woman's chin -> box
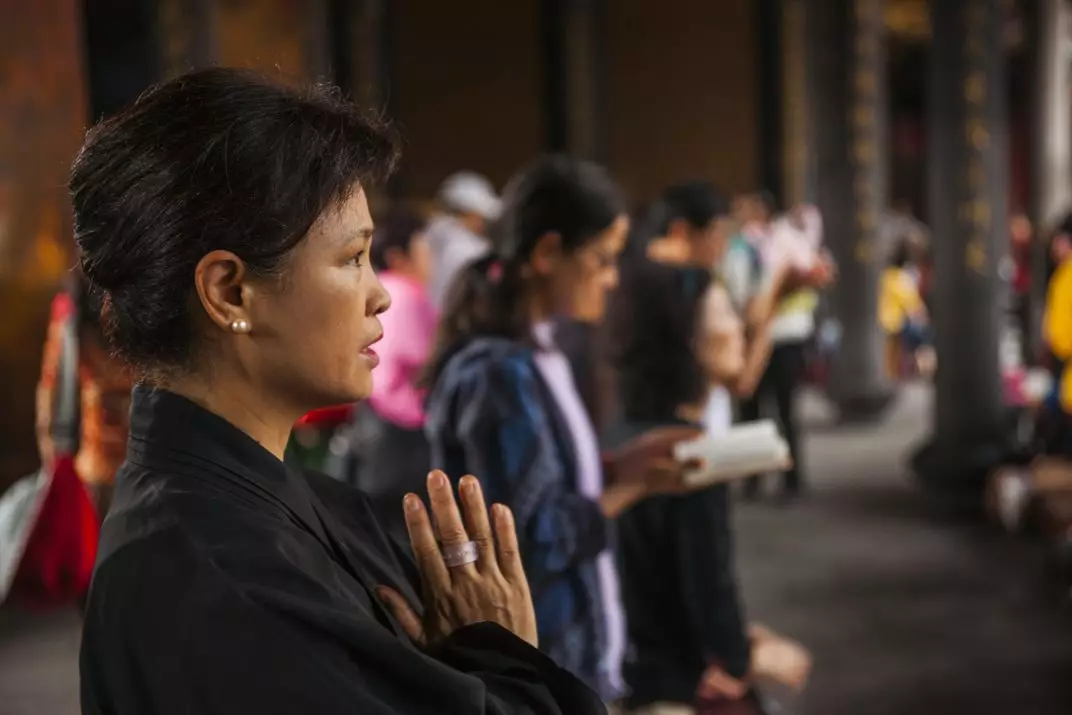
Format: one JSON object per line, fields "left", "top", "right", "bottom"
{"left": 345, "top": 378, "right": 373, "bottom": 404}
{"left": 317, "top": 373, "right": 373, "bottom": 406}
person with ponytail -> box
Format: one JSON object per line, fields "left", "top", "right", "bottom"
{"left": 424, "top": 155, "right": 704, "bottom": 702}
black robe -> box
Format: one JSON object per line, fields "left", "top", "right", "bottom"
{"left": 80, "top": 386, "right": 605, "bottom": 715}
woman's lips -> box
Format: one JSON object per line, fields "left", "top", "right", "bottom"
{"left": 361, "top": 333, "right": 383, "bottom": 367}
{"left": 360, "top": 347, "right": 380, "bottom": 367}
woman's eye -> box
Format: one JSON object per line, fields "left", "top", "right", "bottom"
{"left": 349, "top": 251, "right": 366, "bottom": 266}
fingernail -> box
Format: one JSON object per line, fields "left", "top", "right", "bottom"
{"left": 460, "top": 475, "right": 477, "bottom": 493}
{"left": 428, "top": 471, "right": 446, "bottom": 489}
{"left": 404, "top": 494, "right": 420, "bottom": 512}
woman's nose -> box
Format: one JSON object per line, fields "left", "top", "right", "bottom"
{"left": 369, "top": 275, "right": 392, "bottom": 316}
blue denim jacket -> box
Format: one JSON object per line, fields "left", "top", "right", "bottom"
{"left": 424, "top": 337, "right": 612, "bottom": 698}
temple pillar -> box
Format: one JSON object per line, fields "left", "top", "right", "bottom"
{"left": 916, "top": 0, "right": 1009, "bottom": 494}
{"left": 810, "top": 0, "right": 895, "bottom": 420}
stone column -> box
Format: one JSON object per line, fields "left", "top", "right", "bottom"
{"left": 1029, "top": 0, "right": 1072, "bottom": 357}
{"left": 810, "top": 0, "right": 894, "bottom": 419}
{"left": 542, "top": 0, "right": 607, "bottom": 161}
{"left": 781, "top": 0, "right": 814, "bottom": 207}
{"left": 917, "top": 0, "right": 1009, "bottom": 493}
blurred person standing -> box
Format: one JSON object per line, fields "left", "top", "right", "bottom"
{"left": 425, "top": 155, "right": 704, "bottom": 702}
{"left": 426, "top": 171, "right": 502, "bottom": 309}
{"left": 638, "top": 184, "right": 785, "bottom": 429}
{"left": 36, "top": 271, "right": 132, "bottom": 518}
{"left": 736, "top": 193, "right": 833, "bottom": 500}
{"left": 608, "top": 264, "right": 757, "bottom": 715}
{"left": 879, "top": 241, "right": 931, "bottom": 378}
{"left": 608, "top": 256, "right": 809, "bottom": 715}
{"left": 1043, "top": 223, "right": 1072, "bottom": 414}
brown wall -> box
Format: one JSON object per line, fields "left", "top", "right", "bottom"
{"left": 392, "top": 0, "right": 545, "bottom": 197}
{"left": 215, "top": 0, "right": 323, "bottom": 79}
{"left": 0, "top": 0, "right": 87, "bottom": 485}
{"left": 606, "top": 0, "right": 759, "bottom": 202}
{"left": 0, "top": 0, "right": 765, "bottom": 486}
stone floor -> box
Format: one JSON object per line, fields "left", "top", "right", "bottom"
{"left": 736, "top": 383, "right": 1072, "bottom": 714}
{"left": 1, "top": 383, "right": 1071, "bottom": 714}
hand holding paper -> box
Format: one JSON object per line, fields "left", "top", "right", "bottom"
{"left": 673, "top": 420, "right": 792, "bottom": 488}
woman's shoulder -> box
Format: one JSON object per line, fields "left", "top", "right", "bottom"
{"left": 431, "top": 337, "right": 538, "bottom": 397}
{"left": 97, "top": 470, "right": 362, "bottom": 607}
{"left": 425, "top": 338, "right": 546, "bottom": 436}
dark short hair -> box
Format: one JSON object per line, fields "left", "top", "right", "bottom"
{"left": 655, "top": 181, "right": 730, "bottom": 235}
{"left": 370, "top": 208, "right": 426, "bottom": 271}
{"left": 70, "top": 67, "right": 400, "bottom": 374}
{"left": 609, "top": 261, "right": 711, "bottom": 422}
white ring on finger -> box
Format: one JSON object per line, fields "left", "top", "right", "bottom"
{"left": 441, "top": 540, "right": 479, "bottom": 568}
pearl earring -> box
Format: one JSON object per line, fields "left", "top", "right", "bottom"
{"left": 230, "top": 318, "right": 250, "bottom": 334}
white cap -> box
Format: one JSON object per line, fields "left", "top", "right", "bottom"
{"left": 438, "top": 172, "right": 502, "bottom": 220}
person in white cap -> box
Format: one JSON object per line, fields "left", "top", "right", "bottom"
{"left": 426, "top": 171, "right": 502, "bottom": 309}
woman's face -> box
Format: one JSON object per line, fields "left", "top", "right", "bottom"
{"left": 696, "top": 282, "right": 744, "bottom": 386}
{"left": 558, "top": 215, "right": 630, "bottom": 324}
{"left": 227, "top": 189, "right": 391, "bottom": 411}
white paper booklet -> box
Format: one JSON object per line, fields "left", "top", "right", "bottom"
{"left": 674, "top": 419, "right": 791, "bottom": 487}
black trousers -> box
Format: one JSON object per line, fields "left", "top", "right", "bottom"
{"left": 740, "top": 342, "right": 805, "bottom": 495}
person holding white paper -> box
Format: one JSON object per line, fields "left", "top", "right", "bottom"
{"left": 608, "top": 246, "right": 761, "bottom": 714}
{"left": 609, "top": 247, "right": 813, "bottom": 715}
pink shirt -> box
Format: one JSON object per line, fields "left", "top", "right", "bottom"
{"left": 368, "top": 272, "right": 437, "bottom": 429}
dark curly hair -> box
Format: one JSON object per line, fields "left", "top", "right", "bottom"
{"left": 69, "top": 67, "right": 400, "bottom": 376}
{"left": 608, "top": 260, "right": 711, "bottom": 423}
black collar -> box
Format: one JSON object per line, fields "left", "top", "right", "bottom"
{"left": 125, "top": 385, "right": 332, "bottom": 547}
{"left": 124, "top": 385, "right": 420, "bottom": 640}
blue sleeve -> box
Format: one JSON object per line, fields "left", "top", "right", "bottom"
{"left": 452, "top": 358, "right": 608, "bottom": 593}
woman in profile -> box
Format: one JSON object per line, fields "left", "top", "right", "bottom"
{"left": 423, "top": 156, "right": 702, "bottom": 702}
{"left": 74, "top": 68, "right": 604, "bottom": 715}
{"left": 608, "top": 264, "right": 810, "bottom": 715}
{"left": 608, "top": 263, "right": 755, "bottom": 714}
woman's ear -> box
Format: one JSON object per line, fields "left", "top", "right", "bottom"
{"left": 193, "top": 250, "right": 252, "bottom": 331}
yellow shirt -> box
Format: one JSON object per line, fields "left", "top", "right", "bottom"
{"left": 878, "top": 268, "right": 924, "bottom": 334}
{"left": 1043, "top": 259, "right": 1072, "bottom": 411}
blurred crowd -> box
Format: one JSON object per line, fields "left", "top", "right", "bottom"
{"left": 35, "top": 147, "right": 845, "bottom": 712}
{"left": 27, "top": 64, "right": 1072, "bottom": 710}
